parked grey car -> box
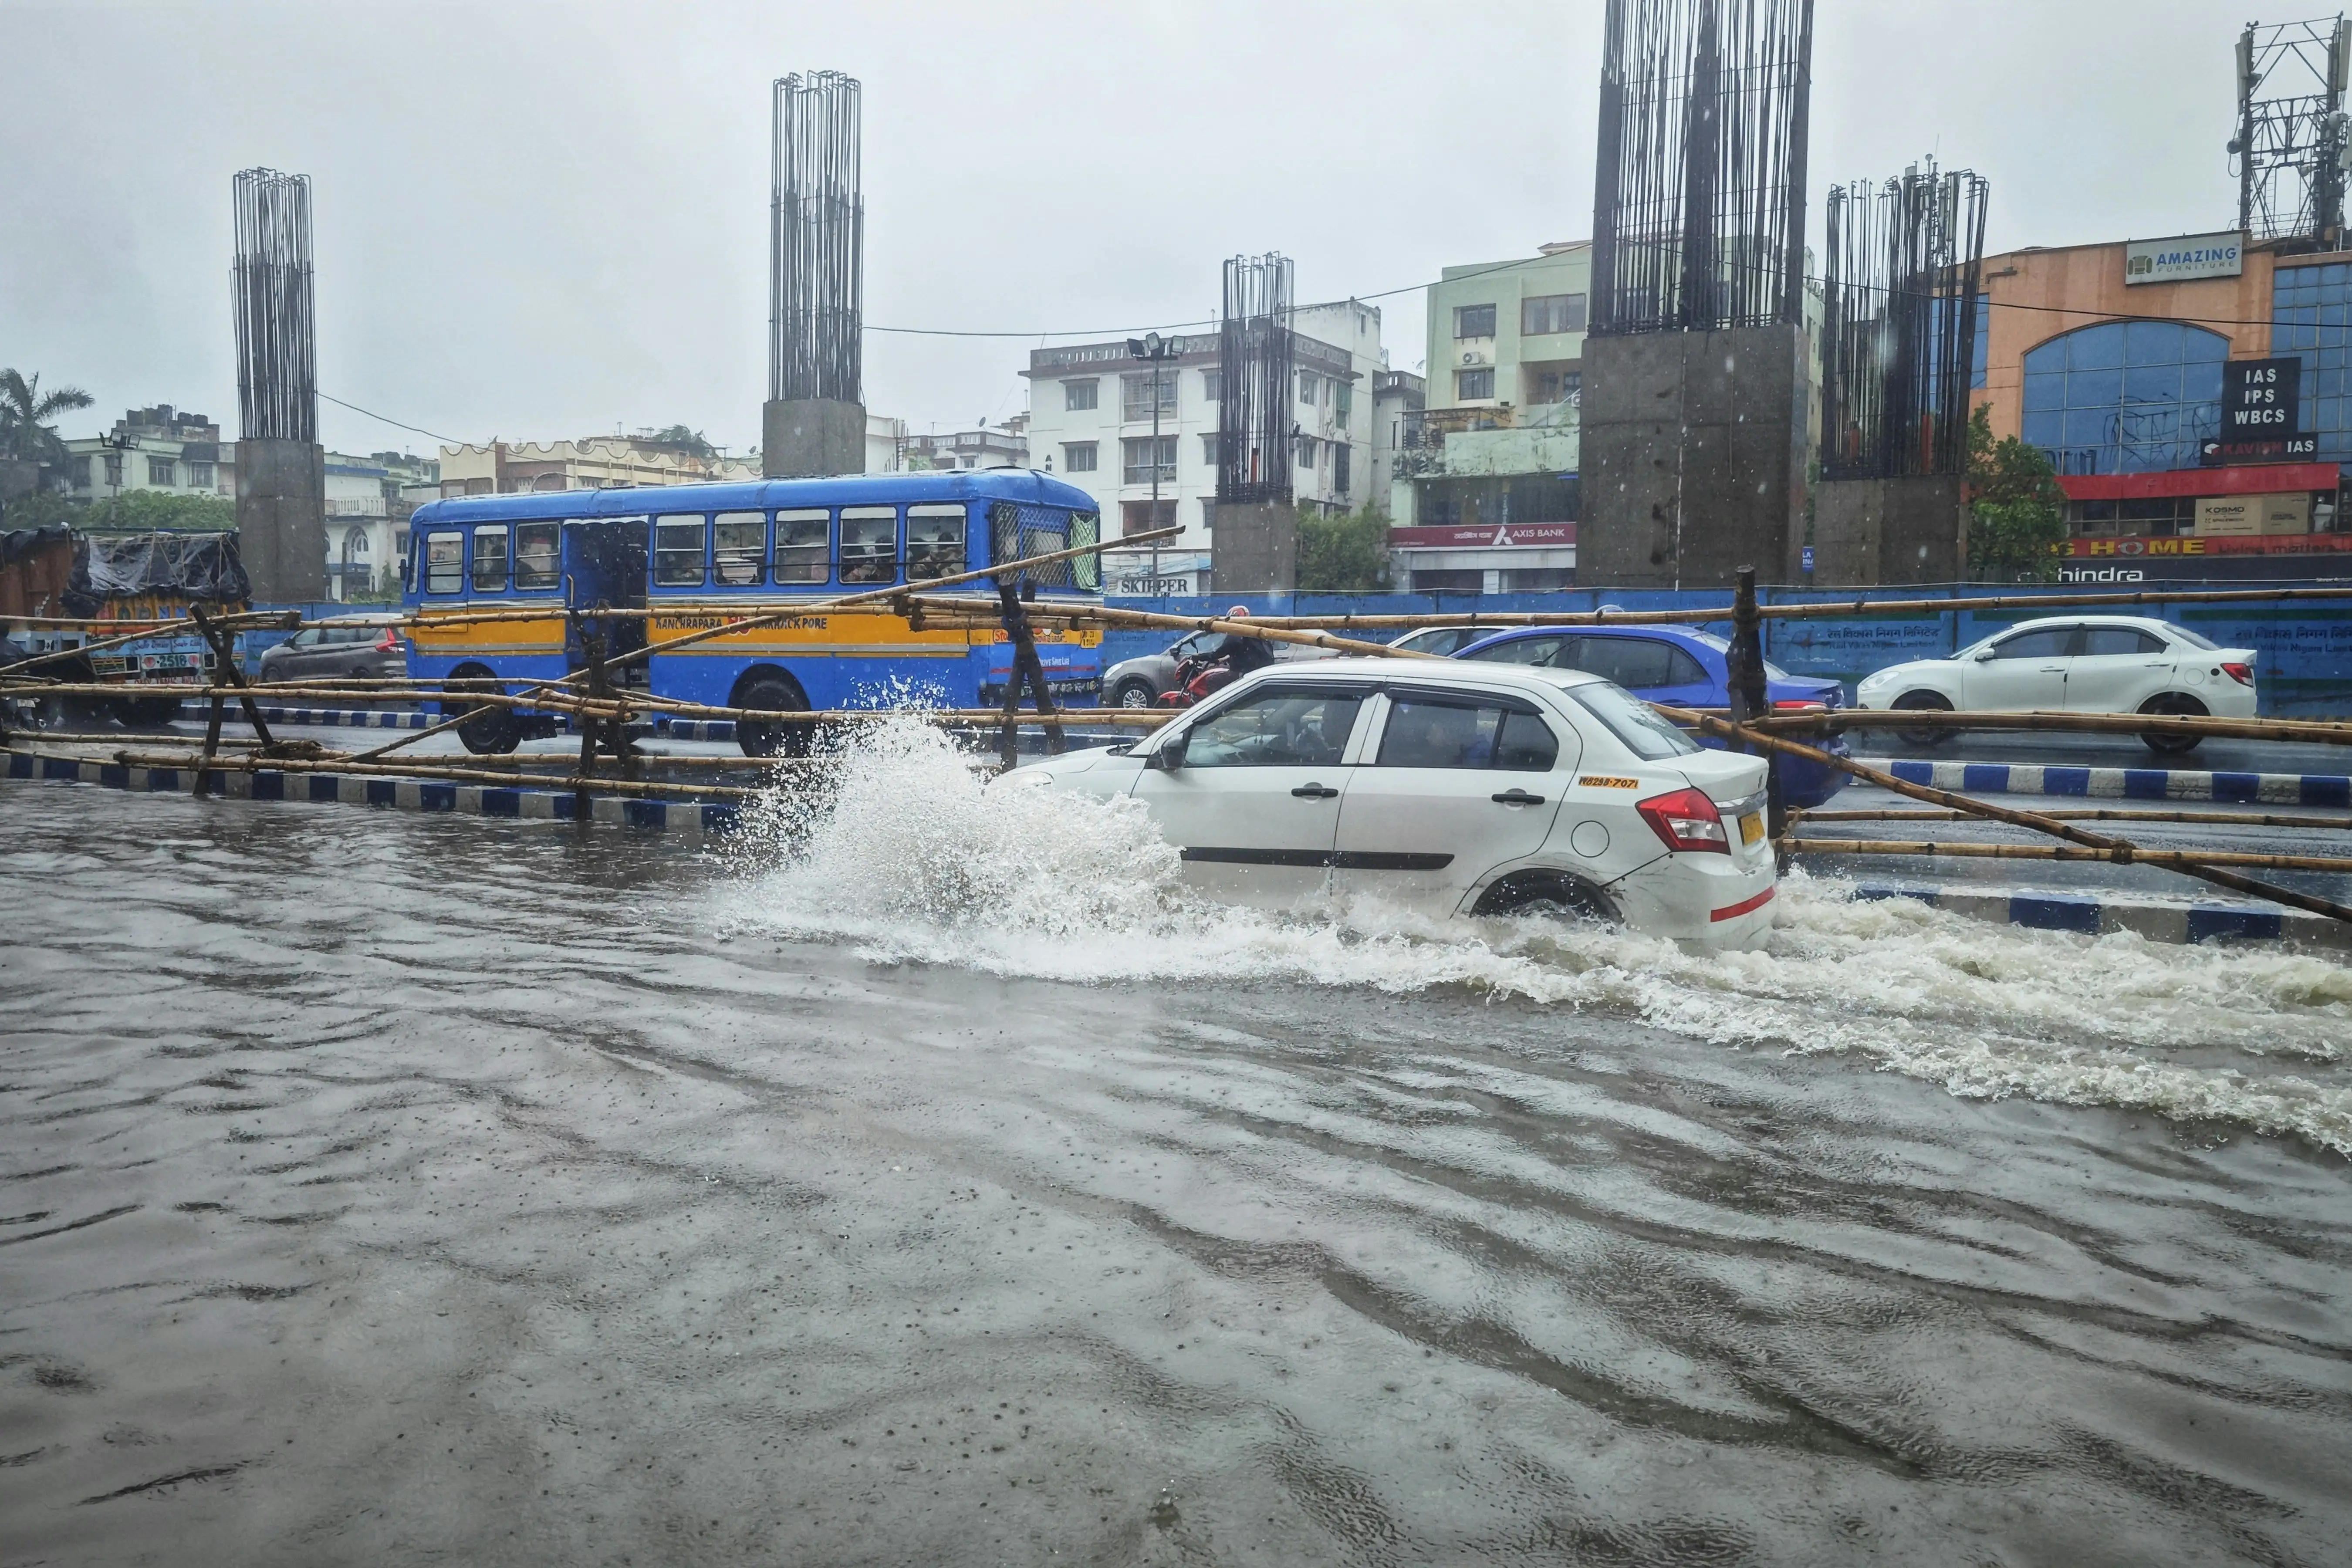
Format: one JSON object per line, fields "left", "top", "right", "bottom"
{"left": 256, "top": 615, "right": 409, "bottom": 685}
{"left": 1386, "top": 625, "right": 1492, "bottom": 657}
{"left": 1101, "top": 629, "right": 1339, "bottom": 708}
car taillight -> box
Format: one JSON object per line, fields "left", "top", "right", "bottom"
{"left": 1771, "top": 699, "right": 1825, "bottom": 710}
{"left": 2222, "top": 661, "right": 2254, "bottom": 687}
{"left": 1636, "top": 786, "right": 1729, "bottom": 854}
{"left": 374, "top": 627, "right": 400, "bottom": 652}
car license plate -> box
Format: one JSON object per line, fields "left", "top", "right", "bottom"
{"left": 1739, "top": 811, "right": 1764, "bottom": 845}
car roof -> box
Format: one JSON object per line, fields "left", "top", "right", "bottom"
{"left": 1997, "top": 614, "right": 2182, "bottom": 631}
{"left": 1461, "top": 622, "right": 1713, "bottom": 643}
{"left": 1243, "top": 655, "right": 1606, "bottom": 696}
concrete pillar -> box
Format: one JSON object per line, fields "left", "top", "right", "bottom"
{"left": 234, "top": 437, "right": 327, "bottom": 603}
{"left": 1578, "top": 324, "right": 1810, "bottom": 589}
{"left": 1209, "top": 500, "right": 1298, "bottom": 595}
{"left": 762, "top": 399, "right": 867, "bottom": 477}
{"left": 1813, "top": 475, "right": 1967, "bottom": 586}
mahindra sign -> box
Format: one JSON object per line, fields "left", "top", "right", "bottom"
{"left": 1390, "top": 523, "right": 1578, "bottom": 548}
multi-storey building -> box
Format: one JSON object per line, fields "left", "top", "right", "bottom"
{"left": 436, "top": 434, "right": 758, "bottom": 497}
{"left": 899, "top": 418, "right": 1028, "bottom": 473}
{"left": 1021, "top": 300, "right": 1386, "bottom": 595}
{"left": 325, "top": 451, "right": 439, "bottom": 600}
{"left": 60, "top": 406, "right": 235, "bottom": 510}
{"left": 1390, "top": 244, "right": 1588, "bottom": 593}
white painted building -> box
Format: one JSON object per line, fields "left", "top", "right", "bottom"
{"left": 60, "top": 405, "right": 234, "bottom": 505}
{"left": 1020, "top": 301, "right": 1386, "bottom": 595}
{"left": 325, "top": 451, "right": 438, "bottom": 601}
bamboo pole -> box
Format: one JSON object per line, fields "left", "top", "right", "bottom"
{"left": 98, "top": 748, "right": 759, "bottom": 802}
{"left": 1778, "top": 837, "right": 2352, "bottom": 874}
{"left": 1793, "top": 806, "right": 2352, "bottom": 829}
{"left": 1656, "top": 704, "right": 2352, "bottom": 924}
{"left": 904, "top": 595, "right": 1444, "bottom": 662}
{"left": 0, "top": 609, "right": 298, "bottom": 677}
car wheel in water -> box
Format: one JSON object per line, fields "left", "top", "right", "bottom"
{"left": 1891, "top": 691, "right": 1956, "bottom": 750}
{"left": 736, "top": 675, "right": 810, "bottom": 758}
{"left": 1471, "top": 873, "right": 1620, "bottom": 926}
{"left": 2139, "top": 692, "right": 2207, "bottom": 756}
{"left": 1112, "top": 679, "right": 1155, "bottom": 710}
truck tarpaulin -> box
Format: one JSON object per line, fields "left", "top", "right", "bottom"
{"left": 65, "top": 531, "right": 250, "bottom": 615}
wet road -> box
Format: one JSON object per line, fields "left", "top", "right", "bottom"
{"left": 4, "top": 762, "right": 2352, "bottom": 1567}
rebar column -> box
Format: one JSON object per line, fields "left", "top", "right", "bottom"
{"left": 764, "top": 71, "right": 866, "bottom": 477}
{"left": 232, "top": 168, "right": 326, "bottom": 602}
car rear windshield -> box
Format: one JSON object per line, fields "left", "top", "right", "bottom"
{"left": 1682, "top": 629, "right": 1792, "bottom": 680}
{"left": 2169, "top": 625, "right": 2219, "bottom": 650}
{"left": 1565, "top": 681, "right": 1700, "bottom": 759}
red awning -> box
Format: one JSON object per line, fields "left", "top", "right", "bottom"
{"left": 2055, "top": 463, "right": 2340, "bottom": 501}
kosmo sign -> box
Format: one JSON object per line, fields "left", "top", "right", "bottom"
{"left": 2123, "top": 231, "right": 2244, "bottom": 285}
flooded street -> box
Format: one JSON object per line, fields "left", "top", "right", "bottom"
{"left": 5, "top": 738, "right": 2352, "bottom": 1567}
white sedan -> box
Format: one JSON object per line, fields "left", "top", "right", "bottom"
{"left": 1855, "top": 614, "right": 2257, "bottom": 755}
{"left": 997, "top": 659, "right": 1780, "bottom": 946}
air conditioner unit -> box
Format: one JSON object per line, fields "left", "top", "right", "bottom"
{"left": 1459, "top": 350, "right": 1489, "bottom": 367}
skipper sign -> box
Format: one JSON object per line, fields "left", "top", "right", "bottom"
{"left": 2123, "top": 231, "right": 2244, "bottom": 285}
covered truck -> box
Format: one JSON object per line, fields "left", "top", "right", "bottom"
{"left": 1, "top": 529, "right": 251, "bottom": 727}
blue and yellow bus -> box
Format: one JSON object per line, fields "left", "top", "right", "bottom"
{"left": 401, "top": 470, "right": 1104, "bottom": 755}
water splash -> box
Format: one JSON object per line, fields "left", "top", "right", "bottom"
{"left": 715, "top": 718, "right": 2352, "bottom": 1154}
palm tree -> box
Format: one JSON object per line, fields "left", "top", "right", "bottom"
{"left": 0, "top": 368, "right": 95, "bottom": 468}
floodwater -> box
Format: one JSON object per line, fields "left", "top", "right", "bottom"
{"left": 4, "top": 723, "right": 2351, "bottom": 1567}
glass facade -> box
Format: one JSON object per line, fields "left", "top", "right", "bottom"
{"left": 2020, "top": 321, "right": 2226, "bottom": 474}
{"left": 2271, "top": 261, "right": 2352, "bottom": 463}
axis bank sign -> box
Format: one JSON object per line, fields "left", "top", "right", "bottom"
{"left": 2123, "top": 231, "right": 2244, "bottom": 285}
{"left": 1390, "top": 523, "right": 1577, "bottom": 548}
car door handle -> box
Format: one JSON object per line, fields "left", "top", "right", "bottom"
{"left": 1290, "top": 783, "right": 1339, "bottom": 799}
{"left": 1491, "top": 789, "right": 1546, "bottom": 806}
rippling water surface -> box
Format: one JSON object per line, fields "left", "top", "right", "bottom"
{"left": 4, "top": 727, "right": 2350, "bottom": 1566}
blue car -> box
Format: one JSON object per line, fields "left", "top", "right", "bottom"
{"left": 1453, "top": 625, "right": 1852, "bottom": 808}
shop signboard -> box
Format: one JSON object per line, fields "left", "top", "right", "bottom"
{"left": 2201, "top": 434, "right": 2318, "bottom": 463}
{"left": 1389, "top": 522, "right": 1577, "bottom": 549}
{"left": 2122, "top": 231, "right": 2244, "bottom": 285}
{"left": 2219, "top": 357, "right": 2301, "bottom": 439}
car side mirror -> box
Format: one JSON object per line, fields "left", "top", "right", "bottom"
{"left": 1146, "top": 734, "right": 1186, "bottom": 771}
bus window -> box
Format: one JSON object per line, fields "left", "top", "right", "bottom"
{"left": 424, "top": 531, "right": 463, "bottom": 595}
{"left": 653, "top": 515, "right": 706, "bottom": 587}
{"left": 713, "top": 511, "right": 766, "bottom": 586}
{"left": 1072, "top": 510, "right": 1101, "bottom": 590}
{"left": 840, "top": 507, "right": 897, "bottom": 584}
{"left": 514, "top": 521, "right": 561, "bottom": 590}
{"left": 773, "top": 508, "right": 829, "bottom": 584}
{"left": 906, "top": 504, "right": 966, "bottom": 580}
{"left": 472, "top": 526, "right": 510, "bottom": 592}
{"left": 988, "top": 502, "right": 1095, "bottom": 587}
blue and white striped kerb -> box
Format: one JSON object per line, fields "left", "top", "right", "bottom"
{"left": 1885, "top": 760, "right": 2352, "bottom": 808}
{"left": 5, "top": 752, "right": 739, "bottom": 834}
{"left": 176, "top": 700, "right": 430, "bottom": 730}
{"left": 1854, "top": 882, "right": 2352, "bottom": 952}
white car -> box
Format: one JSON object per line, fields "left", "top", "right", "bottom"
{"left": 1855, "top": 614, "right": 2257, "bottom": 755}
{"left": 997, "top": 659, "right": 1780, "bottom": 946}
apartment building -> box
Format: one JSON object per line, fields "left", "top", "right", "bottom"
{"left": 1021, "top": 301, "right": 1386, "bottom": 595}
{"left": 60, "top": 405, "right": 235, "bottom": 507}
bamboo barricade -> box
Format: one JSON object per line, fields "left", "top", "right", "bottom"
{"left": 1791, "top": 805, "right": 2352, "bottom": 830}
{"left": 1658, "top": 703, "right": 2352, "bottom": 925}
{"left": 0, "top": 608, "right": 298, "bottom": 678}
{"left": 1775, "top": 838, "right": 2352, "bottom": 875}
{"left": 97, "top": 747, "right": 759, "bottom": 802}
{"left": 1750, "top": 707, "right": 2352, "bottom": 747}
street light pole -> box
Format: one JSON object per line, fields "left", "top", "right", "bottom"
{"left": 1128, "top": 331, "right": 1178, "bottom": 595}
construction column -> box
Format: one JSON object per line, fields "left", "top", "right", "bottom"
{"left": 231, "top": 168, "right": 327, "bottom": 603}
{"left": 764, "top": 72, "right": 866, "bottom": 478}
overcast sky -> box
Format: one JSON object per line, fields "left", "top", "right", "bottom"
{"left": 2, "top": 0, "right": 2246, "bottom": 461}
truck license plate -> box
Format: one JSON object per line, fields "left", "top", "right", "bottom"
{"left": 1739, "top": 812, "right": 1764, "bottom": 845}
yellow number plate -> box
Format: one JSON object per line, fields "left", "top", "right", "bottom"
{"left": 1739, "top": 812, "right": 1764, "bottom": 845}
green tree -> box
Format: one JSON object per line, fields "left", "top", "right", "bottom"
{"left": 0, "top": 368, "right": 95, "bottom": 468}
{"left": 1964, "top": 404, "right": 2067, "bottom": 581}
{"left": 1295, "top": 507, "right": 1394, "bottom": 592}
{"left": 644, "top": 424, "right": 716, "bottom": 460}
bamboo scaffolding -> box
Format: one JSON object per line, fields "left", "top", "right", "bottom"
{"left": 1792, "top": 806, "right": 2352, "bottom": 830}
{"left": 0, "top": 610, "right": 297, "bottom": 677}
{"left": 97, "top": 748, "right": 759, "bottom": 802}
{"left": 1778, "top": 837, "right": 2352, "bottom": 874}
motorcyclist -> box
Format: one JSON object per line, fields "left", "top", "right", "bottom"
{"left": 1196, "top": 606, "right": 1278, "bottom": 682}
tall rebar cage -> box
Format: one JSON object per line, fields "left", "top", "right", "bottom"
{"left": 1588, "top": 0, "right": 1814, "bottom": 335}
{"left": 1216, "top": 253, "right": 1295, "bottom": 505}
{"left": 769, "top": 72, "right": 864, "bottom": 405}
{"left": 1819, "top": 162, "right": 1989, "bottom": 480}
{"left": 232, "top": 168, "right": 317, "bottom": 444}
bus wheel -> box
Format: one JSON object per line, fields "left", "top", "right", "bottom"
{"left": 736, "top": 675, "right": 810, "bottom": 758}
{"left": 445, "top": 671, "right": 519, "bottom": 755}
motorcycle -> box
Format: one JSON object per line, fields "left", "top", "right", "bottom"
{"left": 1153, "top": 655, "right": 1242, "bottom": 709}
